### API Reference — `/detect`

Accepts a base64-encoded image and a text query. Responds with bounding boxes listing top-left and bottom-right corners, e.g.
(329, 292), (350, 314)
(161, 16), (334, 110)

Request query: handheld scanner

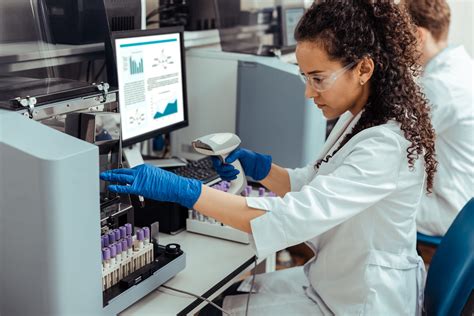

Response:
(192, 133), (247, 195)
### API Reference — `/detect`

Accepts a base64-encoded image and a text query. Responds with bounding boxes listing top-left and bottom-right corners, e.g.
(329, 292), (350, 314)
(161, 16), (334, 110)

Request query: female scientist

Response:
(101, 1), (437, 314)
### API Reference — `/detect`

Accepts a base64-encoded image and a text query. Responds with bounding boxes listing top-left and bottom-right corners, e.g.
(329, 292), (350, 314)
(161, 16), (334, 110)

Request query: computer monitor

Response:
(107, 27), (188, 147)
(280, 6), (305, 48)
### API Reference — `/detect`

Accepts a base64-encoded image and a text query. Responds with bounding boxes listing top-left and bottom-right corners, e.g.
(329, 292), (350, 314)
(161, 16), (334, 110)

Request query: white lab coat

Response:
(223, 111), (426, 315)
(416, 45), (474, 236)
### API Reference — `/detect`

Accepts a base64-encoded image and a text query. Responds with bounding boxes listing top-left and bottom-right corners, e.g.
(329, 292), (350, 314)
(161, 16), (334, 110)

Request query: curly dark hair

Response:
(295, 0), (437, 193)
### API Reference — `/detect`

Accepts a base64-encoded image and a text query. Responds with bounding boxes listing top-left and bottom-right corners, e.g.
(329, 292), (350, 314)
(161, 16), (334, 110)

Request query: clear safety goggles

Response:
(300, 61), (357, 92)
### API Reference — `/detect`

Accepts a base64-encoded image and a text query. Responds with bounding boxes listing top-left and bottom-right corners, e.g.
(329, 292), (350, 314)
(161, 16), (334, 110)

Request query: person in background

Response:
(405, 0), (474, 236)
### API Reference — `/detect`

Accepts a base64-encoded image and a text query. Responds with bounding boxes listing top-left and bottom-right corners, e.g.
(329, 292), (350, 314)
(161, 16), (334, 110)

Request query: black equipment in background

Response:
(38, 0), (142, 45)
(155, 0), (239, 31)
(131, 197), (188, 234)
(157, 0), (217, 31)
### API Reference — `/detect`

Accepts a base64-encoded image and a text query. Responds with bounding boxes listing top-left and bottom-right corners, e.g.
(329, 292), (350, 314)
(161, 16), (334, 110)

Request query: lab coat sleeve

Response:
(246, 131), (403, 259)
(285, 163), (317, 192)
(422, 76), (458, 134)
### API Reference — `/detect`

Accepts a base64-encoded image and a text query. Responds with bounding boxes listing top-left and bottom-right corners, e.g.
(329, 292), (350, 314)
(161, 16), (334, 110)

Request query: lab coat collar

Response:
(423, 45), (468, 75)
(316, 110), (363, 162)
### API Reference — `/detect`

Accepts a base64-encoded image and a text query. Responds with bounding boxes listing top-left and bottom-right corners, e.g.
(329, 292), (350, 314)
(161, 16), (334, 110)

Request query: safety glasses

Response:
(300, 61), (357, 92)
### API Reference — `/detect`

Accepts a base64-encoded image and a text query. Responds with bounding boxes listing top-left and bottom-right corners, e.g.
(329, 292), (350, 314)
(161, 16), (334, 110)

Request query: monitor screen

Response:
(110, 27), (188, 146)
(282, 7), (305, 47)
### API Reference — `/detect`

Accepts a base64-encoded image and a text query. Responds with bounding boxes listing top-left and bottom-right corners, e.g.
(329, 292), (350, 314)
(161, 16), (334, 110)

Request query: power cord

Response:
(160, 284), (231, 315)
(245, 256), (258, 316)
(162, 256), (258, 315)
(146, 6), (176, 21)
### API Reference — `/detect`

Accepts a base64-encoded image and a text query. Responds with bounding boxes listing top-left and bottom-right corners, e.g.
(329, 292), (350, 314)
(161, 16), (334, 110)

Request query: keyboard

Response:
(171, 156), (220, 184)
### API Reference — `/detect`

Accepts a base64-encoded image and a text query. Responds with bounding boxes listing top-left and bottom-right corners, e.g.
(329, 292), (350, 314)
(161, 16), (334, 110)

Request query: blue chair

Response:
(417, 232), (442, 247)
(423, 198), (474, 315)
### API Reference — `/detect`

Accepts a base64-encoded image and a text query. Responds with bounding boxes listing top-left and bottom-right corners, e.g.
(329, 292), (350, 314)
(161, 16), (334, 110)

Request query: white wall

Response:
(447, 0), (474, 57)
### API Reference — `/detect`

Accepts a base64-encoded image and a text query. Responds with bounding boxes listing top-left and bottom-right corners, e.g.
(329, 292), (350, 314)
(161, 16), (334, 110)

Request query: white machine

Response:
(192, 132), (247, 195)
(0, 83), (185, 316)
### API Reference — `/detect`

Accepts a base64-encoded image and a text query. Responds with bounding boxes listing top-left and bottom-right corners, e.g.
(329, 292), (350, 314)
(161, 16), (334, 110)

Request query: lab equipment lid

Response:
(0, 77), (100, 110)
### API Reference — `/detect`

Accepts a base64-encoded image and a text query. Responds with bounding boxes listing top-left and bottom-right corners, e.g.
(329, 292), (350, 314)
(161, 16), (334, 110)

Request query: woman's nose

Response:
(305, 82), (319, 99)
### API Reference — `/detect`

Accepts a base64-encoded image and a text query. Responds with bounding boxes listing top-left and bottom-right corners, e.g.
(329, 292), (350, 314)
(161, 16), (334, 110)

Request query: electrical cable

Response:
(160, 284), (231, 315)
(245, 256), (258, 316)
(146, 5), (180, 21)
(162, 258), (258, 315)
(146, 8), (160, 21)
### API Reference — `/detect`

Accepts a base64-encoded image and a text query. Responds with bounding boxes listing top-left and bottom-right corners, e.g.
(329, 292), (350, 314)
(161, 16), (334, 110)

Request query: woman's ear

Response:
(416, 27), (428, 47)
(358, 57), (375, 86)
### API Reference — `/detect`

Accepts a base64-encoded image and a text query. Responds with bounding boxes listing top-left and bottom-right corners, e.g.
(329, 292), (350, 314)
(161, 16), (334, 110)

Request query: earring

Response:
(360, 80), (365, 85)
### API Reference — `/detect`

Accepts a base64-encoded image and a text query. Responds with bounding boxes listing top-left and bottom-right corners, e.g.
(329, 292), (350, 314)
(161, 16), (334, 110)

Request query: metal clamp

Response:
(94, 82), (110, 103)
(15, 96), (37, 118)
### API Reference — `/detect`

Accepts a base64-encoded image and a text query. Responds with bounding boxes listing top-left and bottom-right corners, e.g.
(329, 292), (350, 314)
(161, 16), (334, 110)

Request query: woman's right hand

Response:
(211, 148), (272, 181)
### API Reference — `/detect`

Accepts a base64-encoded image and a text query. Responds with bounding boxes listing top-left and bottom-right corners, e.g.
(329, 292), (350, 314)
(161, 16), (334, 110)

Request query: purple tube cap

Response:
(126, 236), (133, 248)
(102, 248), (111, 261)
(114, 229), (121, 240)
(115, 242), (122, 253)
(101, 235), (110, 248)
(121, 239), (128, 251)
(143, 227), (150, 238)
(119, 226), (127, 239)
(108, 232), (116, 244)
(136, 229), (144, 241)
(125, 223), (132, 236)
(109, 244), (116, 257)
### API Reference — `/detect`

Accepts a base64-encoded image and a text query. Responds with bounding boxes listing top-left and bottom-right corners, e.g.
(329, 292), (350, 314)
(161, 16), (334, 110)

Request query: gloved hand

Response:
(100, 164), (202, 209)
(211, 148), (272, 181)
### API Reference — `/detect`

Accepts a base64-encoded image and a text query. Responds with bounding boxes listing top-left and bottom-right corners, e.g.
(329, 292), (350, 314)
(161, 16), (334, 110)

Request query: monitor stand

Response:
(123, 144), (145, 168)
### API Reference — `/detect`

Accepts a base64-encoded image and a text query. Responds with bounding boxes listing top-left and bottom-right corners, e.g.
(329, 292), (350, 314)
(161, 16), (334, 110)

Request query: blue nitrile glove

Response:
(100, 164), (202, 209)
(211, 148), (272, 181)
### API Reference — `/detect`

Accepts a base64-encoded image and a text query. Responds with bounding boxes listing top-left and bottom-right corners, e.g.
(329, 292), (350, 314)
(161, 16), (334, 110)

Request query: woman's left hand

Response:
(100, 164), (202, 209)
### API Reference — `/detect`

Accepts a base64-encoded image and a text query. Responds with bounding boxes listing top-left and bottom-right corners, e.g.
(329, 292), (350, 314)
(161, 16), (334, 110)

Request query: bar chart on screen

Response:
(129, 56), (144, 75)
